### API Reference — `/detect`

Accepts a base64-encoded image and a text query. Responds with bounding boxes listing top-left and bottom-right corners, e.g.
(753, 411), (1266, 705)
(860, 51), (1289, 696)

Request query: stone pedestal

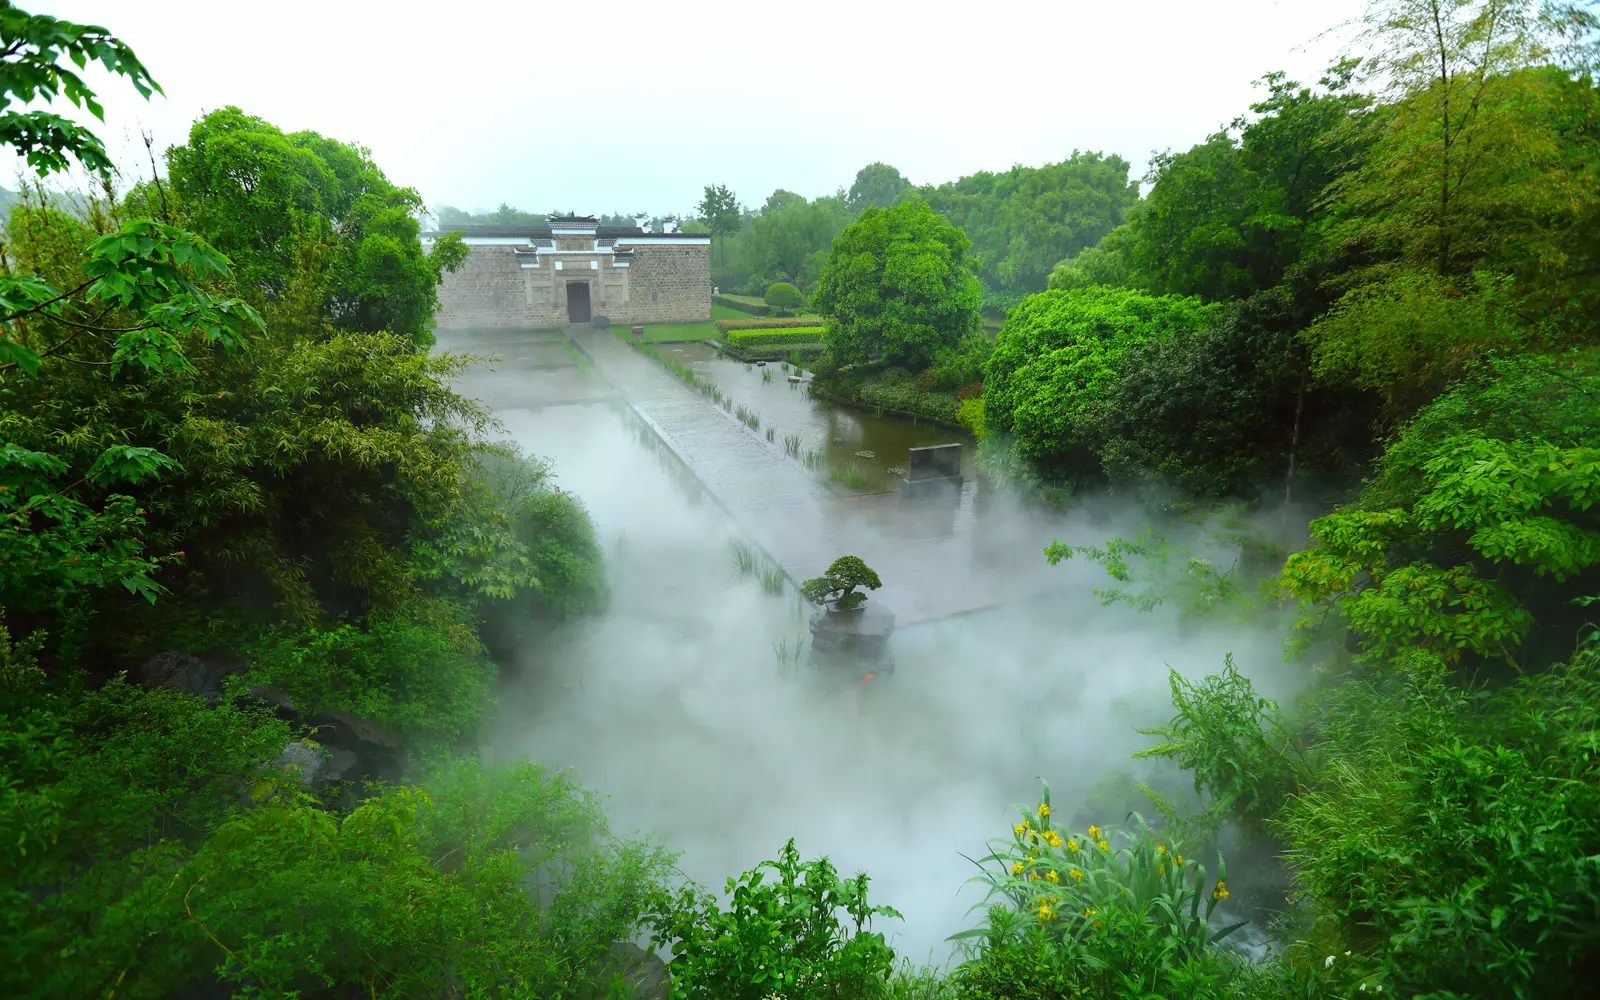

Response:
(901, 443), (963, 499)
(809, 603), (896, 674)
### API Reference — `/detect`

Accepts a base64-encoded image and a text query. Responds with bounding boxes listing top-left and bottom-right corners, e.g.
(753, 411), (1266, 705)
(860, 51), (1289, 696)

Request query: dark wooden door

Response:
(566, 282), (591, 323)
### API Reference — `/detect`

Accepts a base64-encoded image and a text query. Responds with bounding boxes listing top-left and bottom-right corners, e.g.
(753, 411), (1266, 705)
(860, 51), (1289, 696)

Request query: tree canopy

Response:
(811, 200), (982, 369)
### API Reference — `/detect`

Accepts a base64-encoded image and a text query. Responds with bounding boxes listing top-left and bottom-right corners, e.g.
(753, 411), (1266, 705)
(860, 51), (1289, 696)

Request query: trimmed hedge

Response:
(715, 317), (825, 334)
(724, 327), (824, 348)
(713, 294), (771, 316)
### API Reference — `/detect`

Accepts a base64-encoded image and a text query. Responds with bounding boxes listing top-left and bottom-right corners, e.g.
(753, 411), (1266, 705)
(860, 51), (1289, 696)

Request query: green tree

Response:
(1344, 0), (1599, 277)
(1125, 66), (1374, 301)
(922, 152), (1139, 293)
(982, 287), (1215, 482)
(733, 193), (851, 293)
(1281, 350), (1600, 673)
(763, 280), (804, 313)
(811, 200), (982, 368)
(166, 107), (465, 344)
(697, 182), (741, 267)
(846, 162), (912, 214)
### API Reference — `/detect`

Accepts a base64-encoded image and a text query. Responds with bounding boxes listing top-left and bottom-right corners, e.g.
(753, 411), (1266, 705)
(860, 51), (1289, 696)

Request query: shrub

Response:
(834, 368), (961, 425)
(723, 343), (826, 363)
(231, 600), (493, 744)
(1272, 648), (1600, 1000)
(712, 293), (771, 317)
(646, 838), (901, 1000)
(983, 286), (1214, 482)
(928, 334), (993, 391)
(715, 317), (822, 334)
(764, 281), (805, 313)
(957, 397), (987, 440)
(725, 327), (825, 348)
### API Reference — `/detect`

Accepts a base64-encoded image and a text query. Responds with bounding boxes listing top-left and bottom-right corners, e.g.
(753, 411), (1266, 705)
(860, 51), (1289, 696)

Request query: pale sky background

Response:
(18, 0), (1367, 216)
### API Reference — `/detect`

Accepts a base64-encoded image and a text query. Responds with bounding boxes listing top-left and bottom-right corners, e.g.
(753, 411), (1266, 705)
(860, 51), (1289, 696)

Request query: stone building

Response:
(424, 216), (711, 330)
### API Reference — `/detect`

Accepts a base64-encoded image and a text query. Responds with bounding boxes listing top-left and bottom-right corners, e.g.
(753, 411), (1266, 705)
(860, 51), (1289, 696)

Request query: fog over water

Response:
(485, 397), (1308, 962)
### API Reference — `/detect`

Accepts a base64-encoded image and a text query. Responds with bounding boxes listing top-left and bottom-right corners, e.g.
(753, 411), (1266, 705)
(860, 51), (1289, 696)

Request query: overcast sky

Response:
(20, 0), (1366, 216)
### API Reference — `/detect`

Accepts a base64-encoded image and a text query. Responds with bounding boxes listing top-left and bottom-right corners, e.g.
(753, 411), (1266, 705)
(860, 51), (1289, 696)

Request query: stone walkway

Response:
(563, 326), (1068, 624)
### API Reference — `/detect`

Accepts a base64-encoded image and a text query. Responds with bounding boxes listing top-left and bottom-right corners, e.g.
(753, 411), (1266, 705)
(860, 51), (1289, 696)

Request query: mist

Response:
(482, 395), (1311, 963)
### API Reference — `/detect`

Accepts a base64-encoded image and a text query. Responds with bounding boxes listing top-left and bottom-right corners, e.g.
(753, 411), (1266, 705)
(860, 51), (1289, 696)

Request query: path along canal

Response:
(438, 325), (1299, 962)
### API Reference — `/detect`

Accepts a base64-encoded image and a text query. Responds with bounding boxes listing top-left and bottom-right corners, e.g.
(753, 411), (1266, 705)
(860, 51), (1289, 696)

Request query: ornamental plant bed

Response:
(714, 317), (825, 334)
(724, 327), (824, 348)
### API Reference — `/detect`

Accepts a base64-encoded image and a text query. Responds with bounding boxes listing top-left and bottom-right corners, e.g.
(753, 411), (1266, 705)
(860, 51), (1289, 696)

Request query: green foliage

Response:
(1043, 521), (1265, 622)
(825, 367), (962, 425)
(697, 183), (741, 268)
(812, 200), (982, 369)
(715, 316), (824, 333)
(1134, 657), (1307, 834)
(949, 938), (1086, 1000)
(734, 194), (852, 293)
(983, 287), (1215, 482)
(166, 106), (464, 344)
(764, 280), (805, 311)
(955, 784), (1243, 998)
(230, 601), (493, 744)
(1272, 641), (1600, 999)
(847, 162), (913, 214)
(725, 326), (824, 347)
(1127, 67), (1374, 301)
(1281, 352), (1600, 671)
(713, 292), (774, 316)
(799, 555), (883, 610)
(957, 397), (987, 440)
(921, 152), (1139, 293)
(927, 333), (992, 392)
(4, 728), (676, 1000)
(647, 838), (902, 1000)
(0, 6), (159, 176)
(1304, 269), (1565, 418)
(1083, 277), (1375, 499)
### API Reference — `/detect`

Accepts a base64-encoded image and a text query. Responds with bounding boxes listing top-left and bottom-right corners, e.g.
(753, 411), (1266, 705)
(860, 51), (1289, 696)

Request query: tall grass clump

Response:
(730, 540), (759, 578)
(830, 464), (866, 489)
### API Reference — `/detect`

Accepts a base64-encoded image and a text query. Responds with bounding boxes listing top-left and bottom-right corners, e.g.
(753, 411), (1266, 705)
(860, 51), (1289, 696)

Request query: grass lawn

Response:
(614, 322), (717, 343)
(716, 293), (768, 309)
(711, 302), (752, 321)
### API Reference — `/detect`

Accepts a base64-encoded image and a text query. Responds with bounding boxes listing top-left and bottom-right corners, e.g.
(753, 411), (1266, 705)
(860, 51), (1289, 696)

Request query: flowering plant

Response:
(951, 781), (1245, 986)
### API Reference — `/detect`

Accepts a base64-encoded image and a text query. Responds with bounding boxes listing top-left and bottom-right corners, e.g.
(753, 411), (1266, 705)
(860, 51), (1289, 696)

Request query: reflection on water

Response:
(658, 343), (974, 494)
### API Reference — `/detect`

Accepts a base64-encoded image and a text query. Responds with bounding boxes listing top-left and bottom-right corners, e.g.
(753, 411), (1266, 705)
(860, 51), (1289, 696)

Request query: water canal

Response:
(438, 326), (1302, 962)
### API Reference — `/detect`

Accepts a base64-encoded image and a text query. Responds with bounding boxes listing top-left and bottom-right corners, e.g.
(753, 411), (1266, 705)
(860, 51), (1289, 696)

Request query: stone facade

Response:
(428, 218), (710, 330)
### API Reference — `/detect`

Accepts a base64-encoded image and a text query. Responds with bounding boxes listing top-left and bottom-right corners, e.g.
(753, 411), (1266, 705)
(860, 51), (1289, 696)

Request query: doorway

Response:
(566, 281), (591, 323)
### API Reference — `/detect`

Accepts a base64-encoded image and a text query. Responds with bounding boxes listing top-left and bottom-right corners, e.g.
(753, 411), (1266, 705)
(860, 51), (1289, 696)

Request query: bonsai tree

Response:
(801, 556), (882, 610)
(764, 280), (805, 316)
